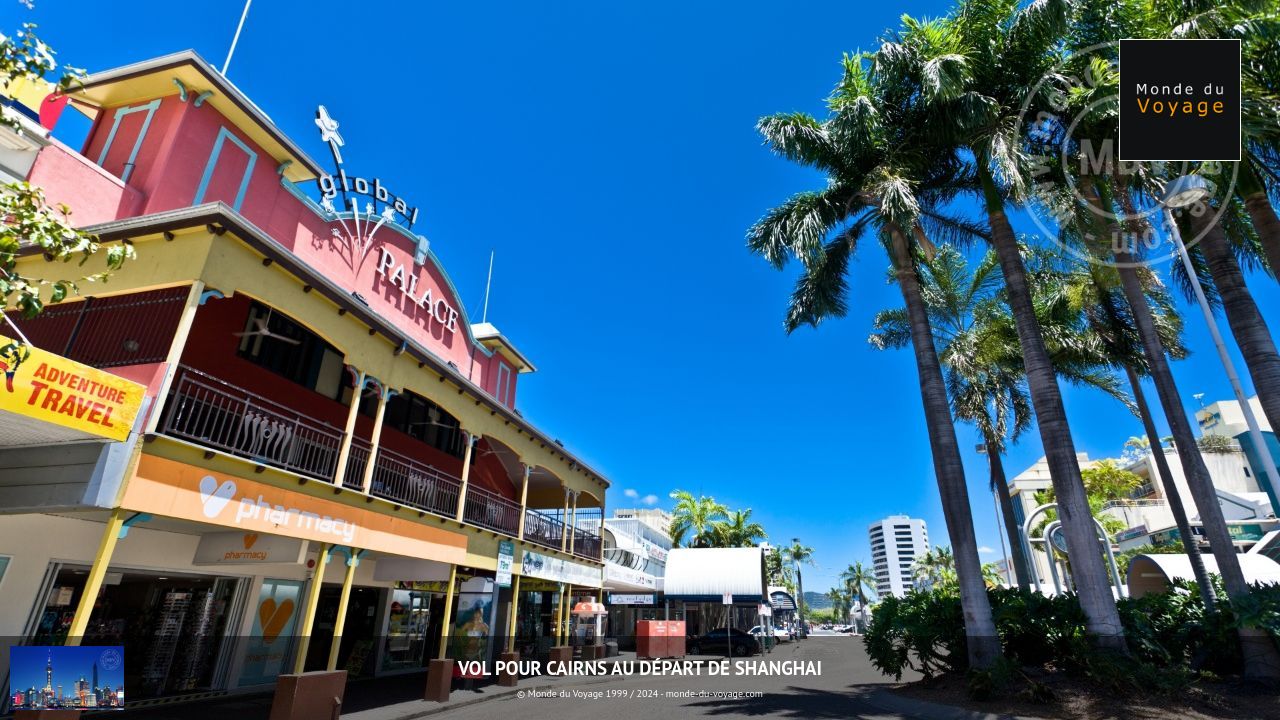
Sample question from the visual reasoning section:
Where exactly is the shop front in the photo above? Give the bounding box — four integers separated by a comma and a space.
511, 550, 602, 659
663, 547, 767, 640
0, 453, 471, 703
30, 564, 242, 699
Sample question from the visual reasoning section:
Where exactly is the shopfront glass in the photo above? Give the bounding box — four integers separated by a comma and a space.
239, 578, 302, 687
382, 588, 432, 671
33, 566, 240, 699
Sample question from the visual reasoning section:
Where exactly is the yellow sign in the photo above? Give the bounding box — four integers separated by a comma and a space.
125, 455, 470, 563
0, 335, 143, 441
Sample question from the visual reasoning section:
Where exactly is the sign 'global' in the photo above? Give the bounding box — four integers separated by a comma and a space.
312, 105, 430, 267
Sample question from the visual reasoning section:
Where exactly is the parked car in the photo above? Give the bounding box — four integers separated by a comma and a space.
687, 627, 760, 656
748, 624, 791, 643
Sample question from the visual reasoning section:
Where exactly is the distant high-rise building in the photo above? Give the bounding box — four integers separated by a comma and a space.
611, 508, 673, 536
869, 515, 929, 598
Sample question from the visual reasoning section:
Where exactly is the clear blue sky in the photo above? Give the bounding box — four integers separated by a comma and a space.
14, 1, 1280, 594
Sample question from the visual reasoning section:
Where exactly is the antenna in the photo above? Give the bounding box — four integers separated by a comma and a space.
481, 250, 495, 323
222, 0, 254, 75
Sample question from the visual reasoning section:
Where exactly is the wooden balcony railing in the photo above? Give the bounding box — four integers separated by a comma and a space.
464, 484, 521, 536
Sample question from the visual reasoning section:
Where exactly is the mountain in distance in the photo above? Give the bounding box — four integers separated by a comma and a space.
803, 591, 833, 610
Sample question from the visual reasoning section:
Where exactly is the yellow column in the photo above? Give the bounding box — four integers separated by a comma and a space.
332, 370, 367, 487
360, 388, 392, 493
455, 433, 478, 520
293, 543, 332, 674
516, 465, 531, 540
145, 281, 205, 434
556, 584, 566, 644
326, 548, 361, 671
568, 491, 579, 554
505, 575, 522, 652
437, 565, 458, 659
560, 488, 570, 552
66, 509, 127, 645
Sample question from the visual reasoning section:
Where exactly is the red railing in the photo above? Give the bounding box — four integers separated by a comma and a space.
464, 485, 521, 535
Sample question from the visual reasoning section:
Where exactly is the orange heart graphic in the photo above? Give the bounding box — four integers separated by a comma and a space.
243, 533, 260, 550
258, 597, 295, 645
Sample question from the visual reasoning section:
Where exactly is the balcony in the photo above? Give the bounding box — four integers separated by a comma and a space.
346, 437, 461, 519
464, 484, 521, 536
162, 366, 345, 479
523, 509, 567, 552
161, 366, 603, 559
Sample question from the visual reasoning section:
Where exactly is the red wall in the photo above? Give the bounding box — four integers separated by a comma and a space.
43, 89, 521, 409
179, 294, 515, 498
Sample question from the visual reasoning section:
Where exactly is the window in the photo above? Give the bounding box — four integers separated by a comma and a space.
237, 302, 344, 396
496, 363, 513, 406
380, 391, 465, 459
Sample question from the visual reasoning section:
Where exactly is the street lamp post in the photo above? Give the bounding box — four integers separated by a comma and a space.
1162, 175, 1280, 508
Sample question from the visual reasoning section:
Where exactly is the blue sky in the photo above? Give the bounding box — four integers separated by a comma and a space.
13, 0, 1280, 594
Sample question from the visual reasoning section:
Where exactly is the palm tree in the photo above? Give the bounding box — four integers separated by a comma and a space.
871, 245, 1131, 590
711, 509, 767, 548
879, 0, 1128, 652
750, 50, 1000, 667
826, 587, 850, 625
1043, 0, 1278, 674
668, 491, 727, 548
1145, 0, 1280, 277
783, 540, 814, 637
911, 546, 958, 591
839, 562, 877, 631
1057, 248, 1221, 611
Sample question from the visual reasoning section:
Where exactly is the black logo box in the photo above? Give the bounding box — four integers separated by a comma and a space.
1118, 38, 1241, 162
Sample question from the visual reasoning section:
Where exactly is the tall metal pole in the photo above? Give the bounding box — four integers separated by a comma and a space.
1166, 207, 1280, 510
481, 251, 495, 323
221, 0, 253, 75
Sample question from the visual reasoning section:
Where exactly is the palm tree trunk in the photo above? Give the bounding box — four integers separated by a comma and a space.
888, 223, 998, 669
1242, 192, 1280, 279
1185, 212, 1280, 678
1191, 211, 1280, 449
985, 437, 1032, 589
1237, 163, 1280, 278
1121, 364, 1217, 612
977, 170, 1126, 651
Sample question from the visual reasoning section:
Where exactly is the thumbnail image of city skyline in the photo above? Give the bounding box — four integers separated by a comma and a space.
9, 645, 125, 710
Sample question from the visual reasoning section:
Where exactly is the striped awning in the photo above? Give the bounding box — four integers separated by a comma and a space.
663, 547, 766, 602
769, 589, 797, 611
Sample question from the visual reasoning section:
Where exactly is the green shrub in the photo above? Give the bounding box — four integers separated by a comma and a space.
862, 580, 1280, 684
863, 590, 965, 680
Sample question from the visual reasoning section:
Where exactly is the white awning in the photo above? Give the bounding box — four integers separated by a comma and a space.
1128, 553, 1280, 598
663, 547, 766, 602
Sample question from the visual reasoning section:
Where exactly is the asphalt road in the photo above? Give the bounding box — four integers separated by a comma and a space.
439, 636, 922, 720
